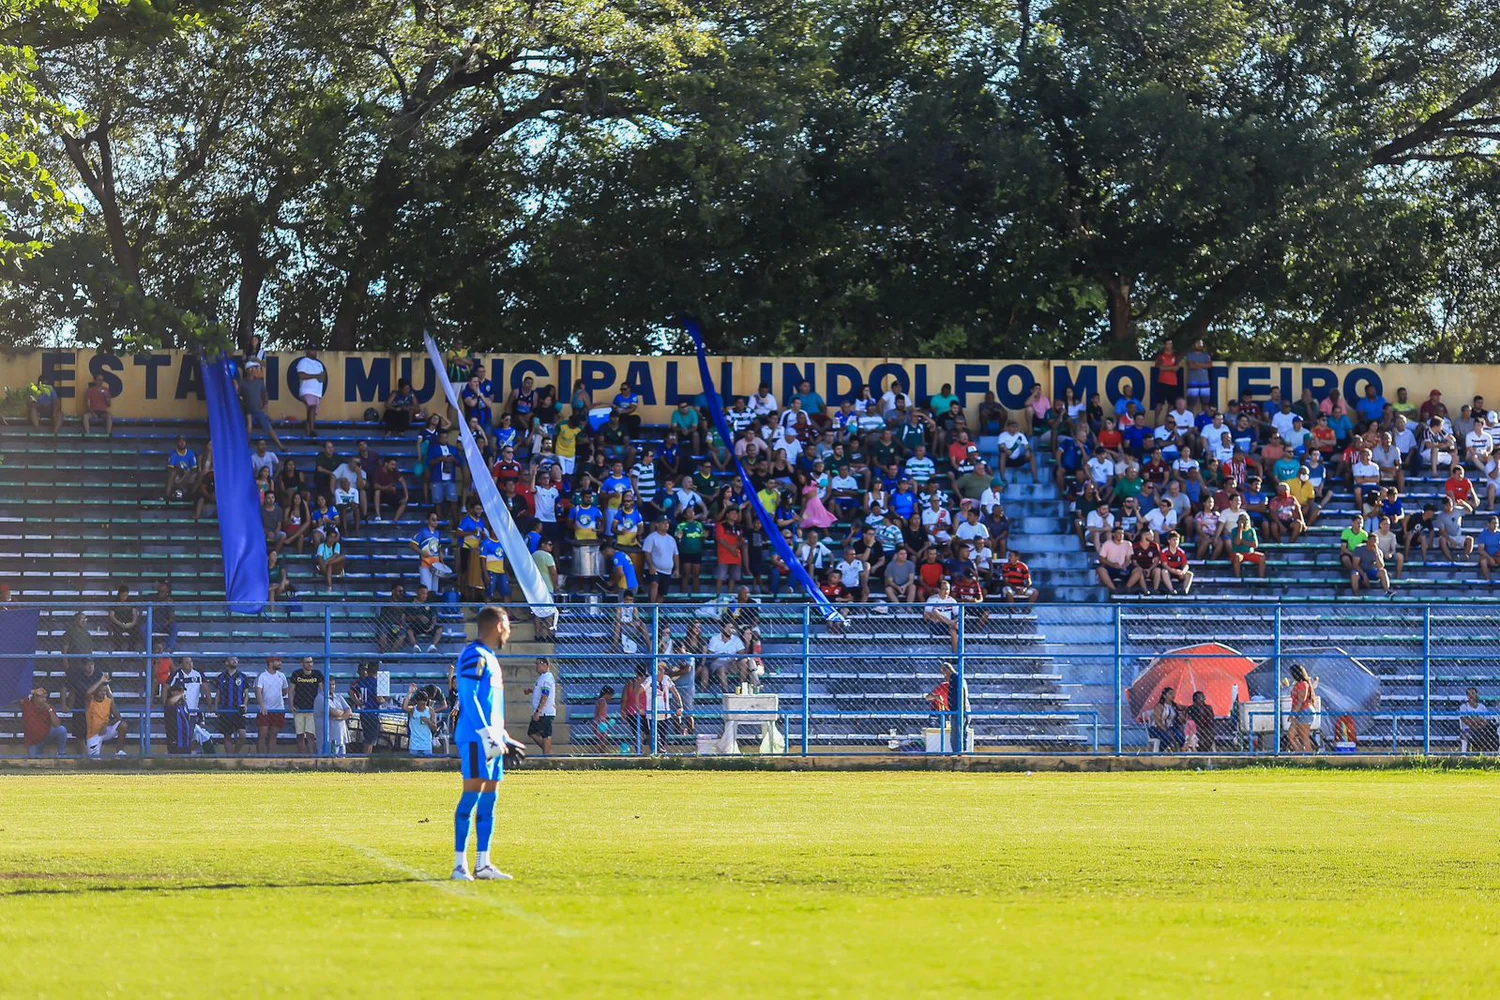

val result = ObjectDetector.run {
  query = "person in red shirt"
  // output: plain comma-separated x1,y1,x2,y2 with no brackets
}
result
1001,550,1039,605
1446,466,1477,512
1159,532,1194,594
1153,339,1181,416
490,445,523,487
713,508,748,597
22,687,70,756
1311,414,1337,455
82,373,113,438
1266,482,1307,542
916,548,946,598
819,568,851,603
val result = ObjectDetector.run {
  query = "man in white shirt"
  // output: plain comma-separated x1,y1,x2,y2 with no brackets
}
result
979,481,1004,515
292,349,327,438
1351,448,1381,506
751,384,778,417
532,468,561,532
1143,497,1178,536
955,507,990,545
168,657,204,715
1084,502,1115,552
774,427,803,466
641,518,679,602
251,439,280,480
996,420,1036,481
706,620,746,691
1087,450,1117,488
526,658,557,755
254,656,291,755
1466,416,1493,471
835,547,868,601
923,580,960,652
1270,401,1299,442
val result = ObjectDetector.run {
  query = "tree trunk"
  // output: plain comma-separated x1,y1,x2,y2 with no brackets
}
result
1102,273,1135,356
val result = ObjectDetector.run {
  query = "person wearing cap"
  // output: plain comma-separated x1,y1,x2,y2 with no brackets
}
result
1419,388,1447,424
21,687,69,756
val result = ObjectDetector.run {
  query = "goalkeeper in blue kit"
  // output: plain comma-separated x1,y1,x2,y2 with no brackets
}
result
452,605,527,881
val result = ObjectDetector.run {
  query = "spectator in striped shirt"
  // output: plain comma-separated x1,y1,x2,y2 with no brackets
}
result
1001,550,1039,604
904,445,935,484
631,448,663,518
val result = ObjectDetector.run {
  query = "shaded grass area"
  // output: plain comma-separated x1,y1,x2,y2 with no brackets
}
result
3,771,1498,998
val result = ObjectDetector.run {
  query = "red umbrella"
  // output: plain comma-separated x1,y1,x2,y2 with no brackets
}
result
1126,642,1256,720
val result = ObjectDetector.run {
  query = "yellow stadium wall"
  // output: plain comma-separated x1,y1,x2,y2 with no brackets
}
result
1,349,1495,424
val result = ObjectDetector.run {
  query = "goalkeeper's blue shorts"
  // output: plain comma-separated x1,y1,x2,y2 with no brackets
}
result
459,740,503,782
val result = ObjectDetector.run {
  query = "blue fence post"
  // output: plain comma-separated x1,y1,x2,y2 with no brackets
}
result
1272,603,1282,757
800,605,810,756
955,604,966,756
141,605,154,757
1112,604,1123,755
1422,603,1432,756
322,604,333,756
649,604,659,756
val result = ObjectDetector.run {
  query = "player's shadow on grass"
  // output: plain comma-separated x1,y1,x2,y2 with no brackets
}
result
0,876,437,898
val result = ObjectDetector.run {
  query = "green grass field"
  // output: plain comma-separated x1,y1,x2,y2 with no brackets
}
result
3,769,1499,998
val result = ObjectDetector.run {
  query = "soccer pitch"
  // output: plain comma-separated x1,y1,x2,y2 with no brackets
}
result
4,770,1498,998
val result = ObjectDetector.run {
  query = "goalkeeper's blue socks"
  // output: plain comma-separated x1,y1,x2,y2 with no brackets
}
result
474,791,497,868
454,790,479,864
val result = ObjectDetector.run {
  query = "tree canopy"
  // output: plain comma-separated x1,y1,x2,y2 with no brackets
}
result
2,0,1499,360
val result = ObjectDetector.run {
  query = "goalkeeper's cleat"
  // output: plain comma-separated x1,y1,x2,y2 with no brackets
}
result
451,865,474,881
473,864,513,881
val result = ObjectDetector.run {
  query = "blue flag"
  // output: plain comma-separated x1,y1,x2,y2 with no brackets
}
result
0,607,39,706
682,318,843,624
201,355,269,613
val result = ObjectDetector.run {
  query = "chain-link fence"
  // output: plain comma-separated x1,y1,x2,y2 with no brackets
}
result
3,600,1499,758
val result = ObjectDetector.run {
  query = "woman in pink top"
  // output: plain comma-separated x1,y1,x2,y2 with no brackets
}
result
795,471,838,530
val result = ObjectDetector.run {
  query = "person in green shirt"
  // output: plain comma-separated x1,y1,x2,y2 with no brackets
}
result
1339,514,1369,573
670,400,702,451
1113,467,1145,502
691,460,716,497
675,507,707,594
870,431,899,469
929,384,959,416
1228,513,1266,578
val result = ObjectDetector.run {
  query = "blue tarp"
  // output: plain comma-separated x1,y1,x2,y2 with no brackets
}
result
201,355,269,613
0,607,41,704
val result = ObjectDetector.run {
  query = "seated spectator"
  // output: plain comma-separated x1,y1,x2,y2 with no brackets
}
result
1095,527,1137,595
1445,465,1478,514
1423,417,1456,475
369,457,409,523
1001,550,1039,605
106,586,142,651
1434,496,1473,562
1184,690,1217,752
819,567,853,604
21,687,69,756
408,585,443,650
82,372,114,439
996,420,1037,482
1131,529,1163,595
1374,516,1405,580
1348,533,1393,597
1477,516,1500,583
922,579,960,652
1459,688,1498,752
1147,688,1183,751
26,374,63,433
315,527,347,590
1159,532,1194,595
1227,513,1265,579
164,435,199,503
1265,481,1307,542
885,546,917,603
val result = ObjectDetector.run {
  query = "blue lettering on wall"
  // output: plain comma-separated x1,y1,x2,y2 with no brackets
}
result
87,353,124,398
914,364,930,407
174,356,204,400
134,353,170,398
952,364,990,406
1300,367,1337,400
1104,364,1146,405
780,363,815,403
556,359,573,401
867,363,909,397
624,361,655,405
825,363,864,406
345,357,391,403
580,360,617,401
1053,364,1097,405
398,357,438,404
1276,366,1295,401
39,350,76,398
1237,365,1272,402
993,364,1036,409
1344,367,1381,402
510,359,549,393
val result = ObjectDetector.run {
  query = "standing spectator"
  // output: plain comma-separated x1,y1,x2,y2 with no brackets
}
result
237,360,282,448
254,656,290,755
151,580,177,651
411,511,452,594
428,429,461,525
316,679,354,756
403,684,438,758
525,658,557,755
167,655,204,720
164,436,199,503
164,683,194,755
1287,664,1318,753
1185,340,1214,409
714,507,748,597
352,662,383,754
214,656,249,754
21,687,69,756
642,517,679,602
82,372,114,438
293,347,327,437
64,658,106,743
62,611,95,675
290,656,324,754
